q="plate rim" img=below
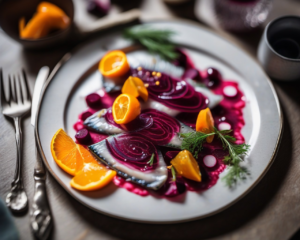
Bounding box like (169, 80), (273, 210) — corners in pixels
(35, 19), (283, 223)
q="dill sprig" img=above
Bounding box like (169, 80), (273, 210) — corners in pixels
(180, 131), (220, 158)
(147, 153), (155, 166)
(180, 128), (250, 187)
(123, 27), (179, 61)
(215, 128), (250, 187)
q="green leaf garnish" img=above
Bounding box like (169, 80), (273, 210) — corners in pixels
(180, 128), (250, 188)
(171, 166), (177, 182)
(123, 27), (179, 61)
(180, 131), (219, 158)
(147, 153), (155, 166)
(214, 127), (250, 187)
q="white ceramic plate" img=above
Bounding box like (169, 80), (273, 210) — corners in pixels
(36, 20), (282, 223)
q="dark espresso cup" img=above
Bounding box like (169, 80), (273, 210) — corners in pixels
(257, 16), (300, 81)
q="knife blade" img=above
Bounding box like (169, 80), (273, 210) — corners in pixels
(31, 66), (49, 126)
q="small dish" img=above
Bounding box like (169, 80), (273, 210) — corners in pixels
(257, 16), (300, 81)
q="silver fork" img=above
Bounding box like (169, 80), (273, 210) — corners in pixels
(1, 69), (30, 213)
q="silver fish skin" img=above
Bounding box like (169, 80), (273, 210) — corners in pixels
(84, 109), (195, 149)
(83, 109), (125, 135)
(186, 79), (223, 109)
(89, 136), (168, 190)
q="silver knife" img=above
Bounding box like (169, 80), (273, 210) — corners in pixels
(30, 66), (53, 240)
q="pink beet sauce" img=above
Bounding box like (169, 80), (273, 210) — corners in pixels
(73, 50), (246, 198)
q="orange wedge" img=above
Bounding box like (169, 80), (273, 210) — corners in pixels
(122, 76), (148, 101)
(112, 93), (141, 124)
(196, 108), (215, 143)
(171, 150), (201, 182)
(51, 128), (80, 176)
(70, 145), (116, 191)
(99, 50), (130, 79)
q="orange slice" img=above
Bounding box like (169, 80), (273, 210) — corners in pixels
(112, 93), (141, 124)
(122, 76), (148, 102)
(51, 128), (80, 176)
(19, 2), (70, 39)
(196, 108), (215, 143)
(70, 145), (116, 191)
(171, 150), (201, 182)
(99, 50), (130, 79)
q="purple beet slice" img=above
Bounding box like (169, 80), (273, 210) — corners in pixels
(183, 68), (202, 82)
(75, 129), (92, 145)
(87, 0), (110, 17)
(86, 93), (102, 110)
(80, 111), (93, 121)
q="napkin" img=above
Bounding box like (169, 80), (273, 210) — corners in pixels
(0, 198), (19, 240)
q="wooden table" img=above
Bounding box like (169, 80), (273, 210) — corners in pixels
(1, 0), (300, 239)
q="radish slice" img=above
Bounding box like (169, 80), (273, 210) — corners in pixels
(218, 122), (231, 131)
(203, 155), (217, 168)
(223, 86), (237, 98)
(75, 129), (92, 145)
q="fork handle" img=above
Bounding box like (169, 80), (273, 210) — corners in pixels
(6, 117), (28, 212)
(30, 139), (53, 240)
(13, 117), (22, 183)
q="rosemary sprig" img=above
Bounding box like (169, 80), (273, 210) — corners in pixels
(123, 27), (179, 61)
(147, 153), (155, 166)
(180, 128), (250, 187)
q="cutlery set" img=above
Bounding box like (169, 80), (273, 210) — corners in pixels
(0, 67), (52, 240)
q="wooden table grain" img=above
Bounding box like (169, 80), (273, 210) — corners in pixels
(1, 0), (300, 239)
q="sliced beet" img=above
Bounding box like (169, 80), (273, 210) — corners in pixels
(81, 111), (93, 121)
(86, 93), (102, 110)
(75, 129), (92, 145)
(87, 0), (110, 17)
(206, 67), (221, 88)
(158, 169), (186, 197)
(183, 68), (202, 82)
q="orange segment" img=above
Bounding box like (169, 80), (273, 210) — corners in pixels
(19, 2), (70, 39)
(171, 150), (201, 182)
(122, 76), (148, 101)
(99, 50), (130, 79)
(51, 128), (80, 176)
(70, 144), (116, 191)
(196, 108), (215, 143)
(70, 163), (116, 191)
(112, 93), (141, 124)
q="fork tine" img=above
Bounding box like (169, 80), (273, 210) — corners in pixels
(16, 74), (24, 104)
(0, 68), (7, 107)
(22, 69), (31, 101)
(8, 75), (15, 104)
(13, 75), (19, 104)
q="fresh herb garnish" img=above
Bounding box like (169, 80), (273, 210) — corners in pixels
(179, 131), (218, 158)
(147, 153), (155, 166)
(123, 27), (179, 61)
(214, 128), (250, 187)
(180, 128), (250, 187)
(171, 166), (177, 182)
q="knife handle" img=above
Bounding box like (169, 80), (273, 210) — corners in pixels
(30, 143), (53, 240)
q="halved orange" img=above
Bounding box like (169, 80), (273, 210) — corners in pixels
(99, 50), (130, 79)
(122, 76), (148, 102)
(171, 150), (201, 182)
(70, 145), (116, 191)
(51, 128), (80, 176)
(196, 108), (215, 143)
(112, 93), (141, 124)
